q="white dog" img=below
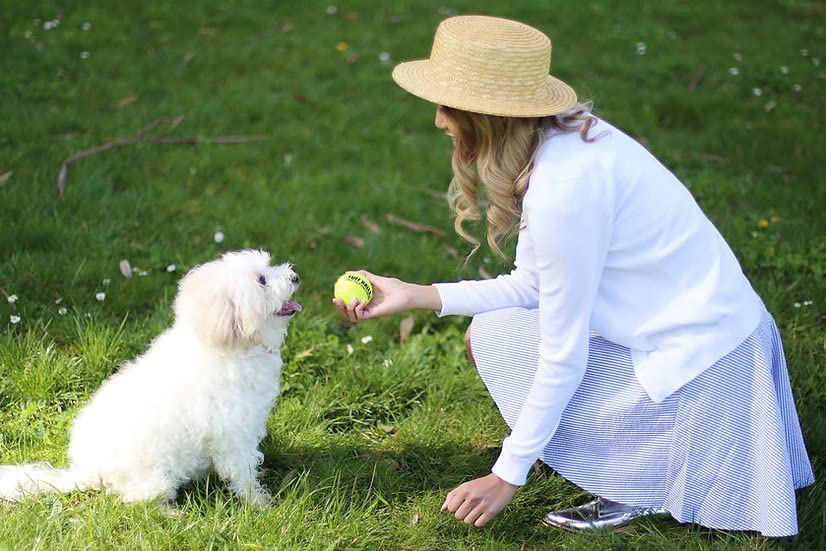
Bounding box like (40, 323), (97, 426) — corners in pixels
(0, 249), (300, 505)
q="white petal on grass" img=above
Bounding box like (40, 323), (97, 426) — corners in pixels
(166, 264), (176, 273)
(6, 294), (17, 304)
(214, 231), (225, 243)
(10, 315), (21, 324)
(794, 302), (801, 308)
(635, 42), (647, 56)
(80, 51), (89, 59)
(803, 300), (813, 306)
(139, 270), (148, 277)
(800, 49), (808, 57)
(793, 83), (802, 92)
(813, 58), (821, 67)
(102, 278), (111, 286)
(752, 88), (762, 96)
(326, 5), (337, 14)
(728, 67), (740, 76)
(119, 259), (133, 278)
(379, 51), (390, 63)
(346, 344), (354, 355)
(360, 335), (373, 344)
(733, 52), (743, 61)
(383, 359), (394, 367)
(82, 22), (92, 31)
(58, 307), (68, 316)
(95, 292), (106, 301)
(55, 297), (63, 304)
(780, 66), (789, 74)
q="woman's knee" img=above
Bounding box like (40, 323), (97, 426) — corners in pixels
(464, 324), (476, 367)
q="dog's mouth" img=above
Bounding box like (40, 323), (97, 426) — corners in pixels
(276, 300), (303, 317)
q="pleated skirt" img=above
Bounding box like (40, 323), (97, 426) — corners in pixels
(469, 305), (814, 537)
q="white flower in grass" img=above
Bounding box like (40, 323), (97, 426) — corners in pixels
(58, 307), (68, 316)
(813, 58), (821, 67)
(750, 231), (758, 238)
(780, 66), (789, 74)
(6, 294), (17, 304)
(80, 51), (89, 59)
(793, 83), (802, 92)
(733, 52), (743, 61)
(24, 30), (32, 39)
(55, 297), (63, 304)
(214, 230), (225, 243)
(326, 5), (337, 14)
(102, 278), (111, 286)
(752, 88), (762, 96)
(95, 292), (106, 301)
(10, 315), (21, 324)
(794, 302), (801, 308)
(82, 22), (92, 31)
(803, 300), (813, 306)
(635, 42), (647, 56)
(139, 270), (148, 277)
(728, 67), (740, 76)
(346, 344), (354, 355)
(383, 359), (394, 368)
(166, 264), (176, 273)
(800, 49), (808, 57)
(360, 335), (373, 344)
(85, 312), (92, 318)
(379, 51), (390, 63)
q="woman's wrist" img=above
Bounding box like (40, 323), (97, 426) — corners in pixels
(406, 283), (443, 312)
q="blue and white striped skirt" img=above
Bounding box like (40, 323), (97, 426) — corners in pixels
(469, 305), (814, 537)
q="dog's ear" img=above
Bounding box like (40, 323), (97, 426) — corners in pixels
(175, 262), (258, 348)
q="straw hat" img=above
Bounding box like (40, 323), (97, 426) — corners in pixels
(392, 15), (577, 118)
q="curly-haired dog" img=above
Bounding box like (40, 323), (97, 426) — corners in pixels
(0, 250), (300, 505)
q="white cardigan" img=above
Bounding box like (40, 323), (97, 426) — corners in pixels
(433, 119), (762, 486)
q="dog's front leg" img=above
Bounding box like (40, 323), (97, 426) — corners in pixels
(211, 442), (270, 507)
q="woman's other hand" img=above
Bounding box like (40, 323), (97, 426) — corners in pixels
(441, 473), (519, 527)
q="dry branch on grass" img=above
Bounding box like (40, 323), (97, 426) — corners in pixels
(56, 116), (268, 198)
(385, 213), (446, 237)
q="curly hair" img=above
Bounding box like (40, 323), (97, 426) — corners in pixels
(443, 102), (597, 260)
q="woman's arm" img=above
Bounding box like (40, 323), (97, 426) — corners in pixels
(334, 225), (540, 323)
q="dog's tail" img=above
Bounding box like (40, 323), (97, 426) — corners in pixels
(0, 462), (90, 502)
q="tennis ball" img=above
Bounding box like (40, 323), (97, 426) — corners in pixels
(334, 272), (373, 305)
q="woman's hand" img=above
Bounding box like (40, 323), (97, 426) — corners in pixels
(441, 473), (518, 527)
(332, 271), (441, 322)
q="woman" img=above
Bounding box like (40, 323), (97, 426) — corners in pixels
(333, 15), (813, 536)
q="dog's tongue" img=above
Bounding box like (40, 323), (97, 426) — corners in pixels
(278, 300), (303, 316)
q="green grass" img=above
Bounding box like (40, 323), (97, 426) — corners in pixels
(1, 0), (823, 549)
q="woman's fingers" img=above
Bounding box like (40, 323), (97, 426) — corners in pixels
(473, 512), (492, 527)
(453, 497), (477, 521)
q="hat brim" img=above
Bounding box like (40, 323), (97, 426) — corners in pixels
(392, 59), (578, 118)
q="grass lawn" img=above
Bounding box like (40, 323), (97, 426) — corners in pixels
(1, 0), (823, 549)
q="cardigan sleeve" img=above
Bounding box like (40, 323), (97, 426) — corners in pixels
(490, 178), (612, 486)
(433, 218), (540, 316)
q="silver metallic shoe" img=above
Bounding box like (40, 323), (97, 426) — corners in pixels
(543, 497), (669, 531)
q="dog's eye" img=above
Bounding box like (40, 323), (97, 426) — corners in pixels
(257, 275), (267, 286)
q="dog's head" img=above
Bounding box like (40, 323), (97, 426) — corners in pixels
(174, 250), (301, 349)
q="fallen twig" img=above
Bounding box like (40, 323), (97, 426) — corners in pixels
(385, 213), (446, 237)
(688, 63), (705, 92)
(56, 116), (267, 198)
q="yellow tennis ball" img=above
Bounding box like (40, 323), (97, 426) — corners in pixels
(334, 272), (373, 305)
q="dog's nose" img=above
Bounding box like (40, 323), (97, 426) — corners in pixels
(290, 273), (300, 285)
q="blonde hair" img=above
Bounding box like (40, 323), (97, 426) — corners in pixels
(444, 102), (597, 260)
